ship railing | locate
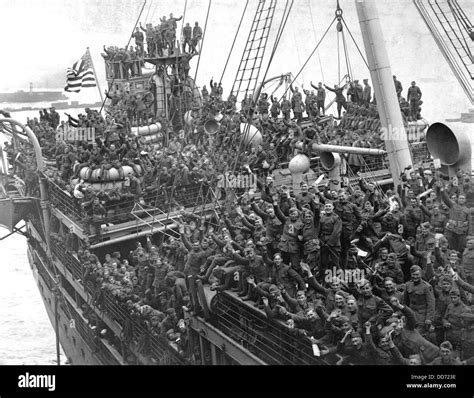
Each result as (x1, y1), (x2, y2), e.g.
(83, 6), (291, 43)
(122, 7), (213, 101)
(46, 179), (84, 221)
(101, 289), (187, 364)
(61, 295), (122, 365)
(46, 176), (211, 229)
(257, 140), (428, 188)
(33, 249), (121, 364)
(50, 238), (83, 282)
(211, 291), (329, 365)
(102, 182), (210, 224)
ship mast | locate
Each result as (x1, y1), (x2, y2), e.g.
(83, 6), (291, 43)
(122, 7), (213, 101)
(355, 0), (413, 187)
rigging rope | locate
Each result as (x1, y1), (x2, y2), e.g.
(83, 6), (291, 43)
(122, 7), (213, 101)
(337, 27), (341, 83)
(193, 0), (212, 84)
(219, 0), (250, 85)
(447, 0), (473, 59)
(308, 0), (327, 97)
(258, 0), (294, 98)
(279, 16), (337, 101)
(99, 0), (148, 115)
(341, 18), (370, 70)
(144, 1), (153, 24)
(341, 29), (353, 81)
(180, 0), (188, 46)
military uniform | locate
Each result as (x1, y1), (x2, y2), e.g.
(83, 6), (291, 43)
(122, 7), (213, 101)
(442, 190), (470, 252)
(275, 204), (304, 268)
(403, 279), (435, 325)
(357, 294), (393, 328)
(403, 204), (423, 238)
(462, 247), (474, 284)
(443, 300), (472, 351)
(319, 212), (342, 269)
(334, 200), (361, 267)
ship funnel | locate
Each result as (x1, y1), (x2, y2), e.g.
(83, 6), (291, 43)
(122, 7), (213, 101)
(320, 152), (341, 171)
(204, 119), (220, 135)
(320, 152), (341, 190)
(426, 122), (474, 175)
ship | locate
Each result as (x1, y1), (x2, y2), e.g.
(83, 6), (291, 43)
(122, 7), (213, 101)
(0, 83), (68, 104)
(0, 0), (472, 366)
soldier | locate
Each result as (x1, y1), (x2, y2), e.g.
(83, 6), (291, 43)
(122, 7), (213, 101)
(432, 274), (454, 344)
(230, 246), (269, 301)
(310, 82), (326, 116)
(155, 27), (164, 57)
(388, 296), (440, 363)
(334, 189), (361, 268)
(274, 200), (303, 269)
(257, 93), (270, 116)
(292, 94), (305, 123)
(140, 23), (155, 56)
(319, 202), (342, 269)
(403, 265), (435, 338)
(179, 225), (210, 279)
(375, 253), (405, 285)
(132, 26), (144, 56)
(300, 208), (320, 271)
(49, 107), (60, 129)
(440, 184), (470, 253)
(300, 263), (346, 312)
(281, 97), (292, 120)
(356, 279), (393, 332)
(420, 202), (447, 234)
(192, 22), (203, 53)
(362, 79), (371, 105)
(324, 83), (347, 119)
(461, 238), (474, 284)
(353, 80), (363, 104)
(269, 96), (281, 118)
(183, 22), (193, 53)
(393, 75), (403, 99)
(263, 253), (306, 298)
(406, 81), (422, 121)
(251, 200), (283, 257)
(442, 287), (472, 354)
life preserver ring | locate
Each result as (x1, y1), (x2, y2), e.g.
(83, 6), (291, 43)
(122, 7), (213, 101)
(42, 158), (56, 167)
(131, 123), (162, 137)
(78, 165), (142, 182)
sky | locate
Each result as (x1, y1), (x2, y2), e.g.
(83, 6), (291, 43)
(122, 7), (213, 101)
(0, 0), (472, 121)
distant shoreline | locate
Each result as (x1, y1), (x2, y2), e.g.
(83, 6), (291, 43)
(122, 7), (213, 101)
(3, 102), (103, 113)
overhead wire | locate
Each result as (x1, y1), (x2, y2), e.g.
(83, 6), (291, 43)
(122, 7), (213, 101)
(193, 0), (212, 84)
(279, 15), (337, 101)
(219, 0), (250, 85)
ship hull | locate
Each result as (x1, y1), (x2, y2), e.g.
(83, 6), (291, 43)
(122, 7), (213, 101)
(27, 246), (106, 365)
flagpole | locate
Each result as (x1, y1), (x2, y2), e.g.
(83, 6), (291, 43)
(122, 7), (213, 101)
(86, 47), (105, 107)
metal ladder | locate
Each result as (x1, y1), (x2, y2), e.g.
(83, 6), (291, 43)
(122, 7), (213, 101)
(413, 0), (473, 104)
(230, 0), (277, 103)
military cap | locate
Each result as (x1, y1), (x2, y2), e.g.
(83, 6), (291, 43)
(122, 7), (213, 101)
(410, 265), (422, 273)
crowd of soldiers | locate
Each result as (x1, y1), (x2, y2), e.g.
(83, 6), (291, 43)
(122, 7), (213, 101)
(101, 14), (203, 80)
(165, 163), (474, 365)
(0, 36), (436, 365)
(69, 234), (194, 362)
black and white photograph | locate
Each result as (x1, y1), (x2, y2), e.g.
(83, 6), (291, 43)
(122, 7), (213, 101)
(0, 0), (473, 394)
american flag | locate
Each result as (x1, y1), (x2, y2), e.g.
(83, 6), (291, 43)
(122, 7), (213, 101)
(64, 50), (97, 93)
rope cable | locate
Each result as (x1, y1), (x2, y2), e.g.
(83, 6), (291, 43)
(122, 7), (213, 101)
(279, 16), (337, 101)
(341, 18), (370, 70)
(193, 0), (212, 84)
(219, 0), (250, 85)
(99, 0), (148, 116)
